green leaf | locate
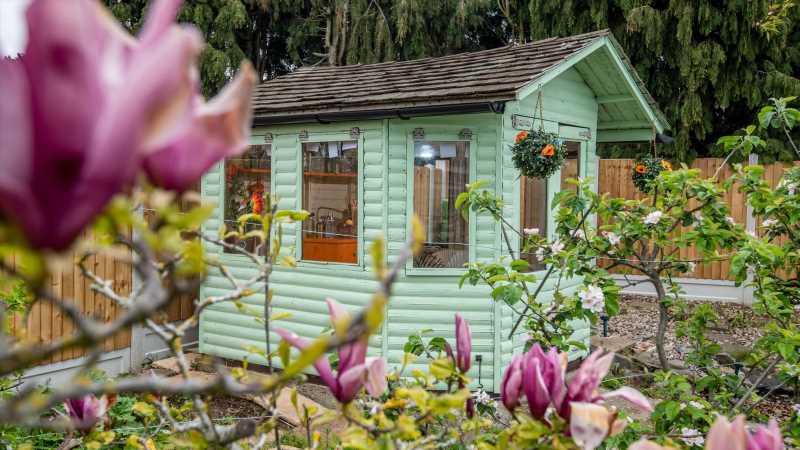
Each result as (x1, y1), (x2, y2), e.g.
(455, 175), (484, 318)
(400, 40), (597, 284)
(282, 335), (330, 378)
(429, 357), (455, 380)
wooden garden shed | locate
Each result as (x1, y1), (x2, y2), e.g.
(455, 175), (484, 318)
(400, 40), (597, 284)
(199, 30), (668, 391)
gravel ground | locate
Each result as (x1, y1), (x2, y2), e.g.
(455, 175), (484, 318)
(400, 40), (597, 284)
(599, 294), (799, 423)
(598, 294), (767, 361)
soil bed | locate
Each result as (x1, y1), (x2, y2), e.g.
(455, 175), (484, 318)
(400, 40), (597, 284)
(598, 294), (799, 423)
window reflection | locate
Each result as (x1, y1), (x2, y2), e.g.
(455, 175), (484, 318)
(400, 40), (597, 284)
(302, 141), (358, 264)
(412, 141), (469, 268)
(224, 144), (271, 255)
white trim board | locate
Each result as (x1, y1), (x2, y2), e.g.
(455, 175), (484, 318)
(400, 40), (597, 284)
(19, 349), (131, 389)
(614, 274), (754, 304)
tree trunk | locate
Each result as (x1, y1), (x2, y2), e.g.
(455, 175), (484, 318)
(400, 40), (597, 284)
(650, 275), (671, 370)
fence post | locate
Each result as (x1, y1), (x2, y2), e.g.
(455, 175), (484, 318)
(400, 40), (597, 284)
(741, 153), (759, 304)
(129, 203), (147, 372)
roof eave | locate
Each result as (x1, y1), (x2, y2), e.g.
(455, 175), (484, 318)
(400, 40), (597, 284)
(514, 35), (670, 133)
(252, 99), (511, 126)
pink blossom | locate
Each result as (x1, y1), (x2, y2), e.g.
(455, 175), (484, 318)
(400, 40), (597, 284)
(64, 394), (110, 432)
(558, 349), (652, 419)
(454, 313), (472, 373)
(142, 62), (255, 191)
(633, 415), (784, 450)
(276, 298), (387, 404)
(522, 343), (567, 419)
(569, 402), (627, 450)
(0, 0), (254, 250)
(500, 354), (524, 411)
(747, 419), (784, 450)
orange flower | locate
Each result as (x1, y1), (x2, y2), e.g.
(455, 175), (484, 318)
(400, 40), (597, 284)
(541, 144), (555, 157)
(515, 131), (529, 143)
(635, 164), (647, 174)
(660, 160), (672, 171)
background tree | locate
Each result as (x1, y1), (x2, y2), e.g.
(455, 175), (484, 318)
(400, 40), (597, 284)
(105, 0), (301, 95)
(493, 0), (800, 161)
(108, 0), (800, 161)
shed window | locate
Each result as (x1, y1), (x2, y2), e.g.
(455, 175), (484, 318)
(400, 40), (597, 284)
(302, 141), (358, 264)
(412, 141), (469, 269)
(224, 144), (271, 255)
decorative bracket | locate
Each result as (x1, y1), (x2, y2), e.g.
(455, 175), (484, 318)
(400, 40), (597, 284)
(263, 133), (273, 143)
(459, 128), (473, 140)
(578, 129), (592, 140)
(413, 128), (425, 140)
(350, 127), (361, 139)
(298, 130), (309, 141)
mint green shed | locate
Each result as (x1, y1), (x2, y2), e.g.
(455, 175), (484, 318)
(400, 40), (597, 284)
(199, 30), (668, 391)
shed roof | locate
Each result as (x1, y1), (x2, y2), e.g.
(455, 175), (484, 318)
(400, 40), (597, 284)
(253, 30), (667, 132)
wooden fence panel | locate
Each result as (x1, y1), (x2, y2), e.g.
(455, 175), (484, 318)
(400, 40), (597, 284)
(597, 158), (756, 281)
(7, 185), (202, 367)
(3, 235), (131, 365)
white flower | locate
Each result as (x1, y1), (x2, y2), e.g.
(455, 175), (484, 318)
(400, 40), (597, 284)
(471, 389), (495, 407)
(688, 400), (705, 409)
(523, 227), (540, 236)
(762, 218), (779, 228)
(687, 262), (697, 272)
(680, 428), (705, 447)
(550, 240), (565, 254)
(603, 231), (621, 245)
(644, 210), (663, 225)
(578, 285), (605, 313)
(535, 247), (545, 262)
(572, 229), (587, 240)
(694, 212), (704, 221)
(788, 183), (798, 196)
(726, 216), (736, 225)
(792, 404), (800, 415)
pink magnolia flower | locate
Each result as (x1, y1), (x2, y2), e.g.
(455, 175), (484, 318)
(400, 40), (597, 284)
(630, 415), (783, 450)
(142, 62), (254, 191)
(628, 440), (678, 450)
(569, 402), (627, 450)
(276, 298), (387, 404)
(454, 313), (472, 374)
(500, 354), (524, 411)
(63, 394), (111, 432)
(0, 0), (254, 250)
(522, 343), (567, 419)
(706, 415), (784, 450)
(558, 349), (652, 419)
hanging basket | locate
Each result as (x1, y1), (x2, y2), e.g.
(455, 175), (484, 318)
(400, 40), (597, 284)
(632, 157), (672, 192)
(511, 130), (567, 179)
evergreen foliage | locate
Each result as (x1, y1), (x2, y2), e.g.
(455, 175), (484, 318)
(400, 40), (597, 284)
(107, 0), (800, 161)
(502, 0), (800, 160)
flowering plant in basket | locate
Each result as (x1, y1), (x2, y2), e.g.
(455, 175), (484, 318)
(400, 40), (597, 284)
(632, 157), (672, 192)
(511, 130), (567, 178)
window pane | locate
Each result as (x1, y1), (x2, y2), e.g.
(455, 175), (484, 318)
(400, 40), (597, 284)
(560, 140), (581, 192)
(224, 144), (271, 255)
(302, 141), (358, 264)
(520, 176), (547, 271)
(412, 141), (469, 268)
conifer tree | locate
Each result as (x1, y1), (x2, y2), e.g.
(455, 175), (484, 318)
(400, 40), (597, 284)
(496, 0), (800, 160)
(104, 0), (301, 96)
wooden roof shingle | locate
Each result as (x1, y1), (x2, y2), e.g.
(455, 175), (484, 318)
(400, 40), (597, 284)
(253, 30), (611, 122)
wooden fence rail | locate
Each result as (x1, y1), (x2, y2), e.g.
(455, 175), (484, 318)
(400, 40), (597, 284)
(597, 158), (797, 281)
(6, 194), (200, 369)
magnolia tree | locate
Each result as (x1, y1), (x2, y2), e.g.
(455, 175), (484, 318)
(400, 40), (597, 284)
(0, 0), (396, 448)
